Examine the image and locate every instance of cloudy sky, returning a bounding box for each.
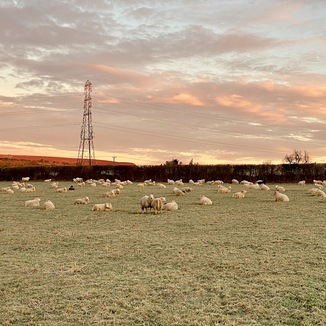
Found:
[0,0,325,165]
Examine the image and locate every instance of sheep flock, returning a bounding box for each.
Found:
[3,177,326,216]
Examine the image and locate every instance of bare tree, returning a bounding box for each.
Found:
[283,149,311,164]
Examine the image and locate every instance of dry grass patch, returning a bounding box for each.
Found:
[0,181,325,325]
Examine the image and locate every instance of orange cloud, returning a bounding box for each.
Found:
[215,94,285,122]
[90,64,149,86]
[171,93,204,106]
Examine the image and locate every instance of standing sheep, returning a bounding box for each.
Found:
[151,197,164,214]
[140,194,155,212]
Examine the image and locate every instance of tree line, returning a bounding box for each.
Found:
[1,162,326,183]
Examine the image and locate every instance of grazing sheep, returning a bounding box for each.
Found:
[74,197,90,205]
[199,195,213,205]
[24,197,41,207]
[151,197,164,214]
[140,194,155,212]
[92,203,112,211]
[232,190,247,198]
[163,200,179,211]
[73,177,83,183]
[274,190,289,202]
[42,200,55,210]
[173,187,185,196]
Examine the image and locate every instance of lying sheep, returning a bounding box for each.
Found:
[260,184,270,191]
[25,197,41,207]
[92,203,112,211]
[217,185,231,194]
[74,197,90,205]
[173,187,185,196]
[274,190,289,202]
[103,188,120,198]
[42,200,55,210]
[275,185,285,192]
[56,187,67,193]
[199,195,213,205]
[232,189,247,198]
[140,194,154,212]
[181,186,193,193]
[163,200,179,211]
[298,180,306,186]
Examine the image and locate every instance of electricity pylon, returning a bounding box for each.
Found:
[77,80,95,166]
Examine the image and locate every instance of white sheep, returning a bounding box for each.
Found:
[260,184,270,191]
[173,187,185,196]
[73,177,83,183]
[314,183,323,189]
[217,185,231,194]
[24,197,41,207]
[56,187,67,193]
[92,203,112,211]
[232,189,247,198]
[42,200,55,210]
[151,197,164,214]
[231,179,239,184]
[275,185,285,192]
[22,177,30,182]
[298,180,306,186]
[199,195,213,205]
[74,197,90,205]
[140,194,154,212]
[274,190,289,202]
[103,188,120,198]
[181,186,193,193]
[163,200,179,211]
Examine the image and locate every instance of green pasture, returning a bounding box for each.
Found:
[0,180,325,325]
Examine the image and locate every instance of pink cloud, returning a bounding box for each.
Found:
[170,93,205,106]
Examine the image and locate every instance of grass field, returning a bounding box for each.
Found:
[1,180,325,325]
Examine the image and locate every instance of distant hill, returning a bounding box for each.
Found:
[0,154,136,167]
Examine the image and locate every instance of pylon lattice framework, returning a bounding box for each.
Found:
[77,80,95,166]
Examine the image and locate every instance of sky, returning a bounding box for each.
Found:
[0,0,326,166]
